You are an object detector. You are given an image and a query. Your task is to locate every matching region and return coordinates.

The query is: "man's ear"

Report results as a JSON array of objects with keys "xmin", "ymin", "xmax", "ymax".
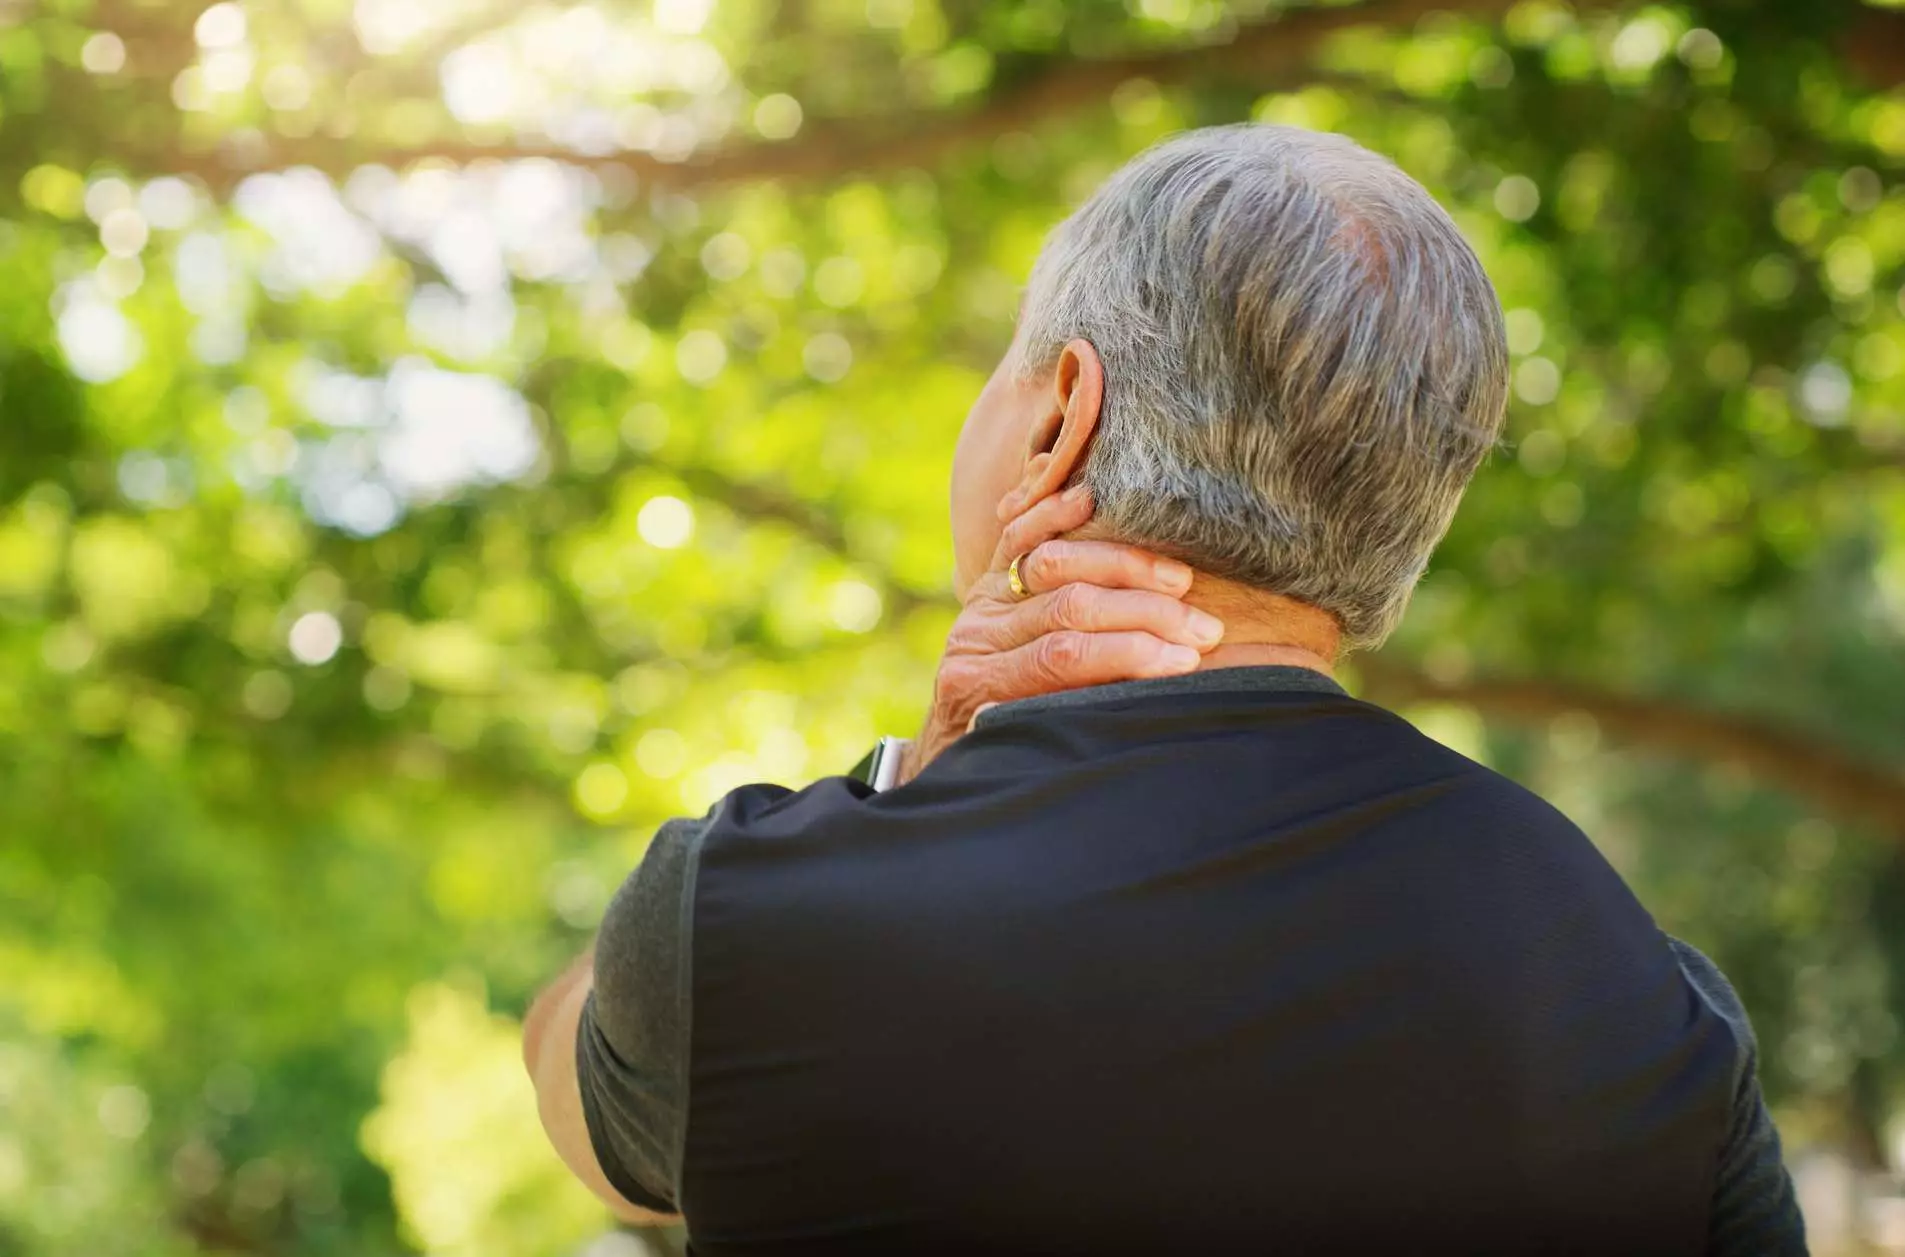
[{"xmin": 998, "ymin": 339, "xmax": 1104, "ymax": 521}]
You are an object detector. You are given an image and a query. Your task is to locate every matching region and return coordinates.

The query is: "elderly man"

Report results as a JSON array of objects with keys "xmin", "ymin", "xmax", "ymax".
[{"xmin": 524, "ymin": 124, "xmax": 1805, "ymax": 1255}]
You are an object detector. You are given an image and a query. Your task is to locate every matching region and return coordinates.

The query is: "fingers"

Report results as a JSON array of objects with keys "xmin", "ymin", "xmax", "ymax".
[
  {"xmin": 969, "ymin": 537, "xmax": 1196, "ymax": 611},
  {"xmin": 940, "ymin": 631, "xmax": 1203, "ymax": 715},
  {"xmin": 989, "ymin": 485, "xmax": 1094, "ymax": 574},
  {"xmin": 1016, "ymin": 538, "xmax": 1193, "ymax": 598},
  {"xmin": 962, "ymin": 584, "xmax": 1221, "ymax": 654},
  {"xmin": 985, "ymin": 486, "xmax": 1196, "ymax": 603}
]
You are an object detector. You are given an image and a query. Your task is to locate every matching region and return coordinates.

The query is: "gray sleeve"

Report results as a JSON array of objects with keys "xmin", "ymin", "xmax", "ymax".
[
  {"xmin": 575, "ymin": 815, "xmax": 709, "ymax": 1213},
  {"xmin": 1668, "ymin": 937, "xmax": 1808, "ymax": 1257}
]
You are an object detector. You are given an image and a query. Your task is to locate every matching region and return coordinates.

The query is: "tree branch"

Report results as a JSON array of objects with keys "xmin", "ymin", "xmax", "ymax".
[
  {"xmin": 148, "ymin": 0, "xmax": 1518, "ymax": 194},
  {"xmin": 1840, "ymin": 7, "xmax": 1905, "ymax": 91},
  {"xmin": 83, "ymin": 0, "xmax": 1905, "ymax": 200},
  {"xmin": 672, "ymin": 466, "xmax": 850, "ymax": 557},
  {"xmin": 667, "ymin": 466, "xmax": 941, "ymax": 617},
  {"xmin": 1357, "ymin": 658, "xmax": 1905, "ymax": 836}
]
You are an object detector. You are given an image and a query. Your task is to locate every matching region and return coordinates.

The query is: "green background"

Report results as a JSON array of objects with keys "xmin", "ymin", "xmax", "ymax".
[{"xmin": 3, "ymin": 0, "xmax": 1904, "ymax": 1252}]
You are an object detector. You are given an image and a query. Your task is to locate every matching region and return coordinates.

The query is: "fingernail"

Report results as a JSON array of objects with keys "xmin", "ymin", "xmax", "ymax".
[
  {"xmin": 1160, "ymin": 645, "xmax": 1202, "ymax": 672},
  {"xmin": 1188, "ymin": 611, "xmax": 1224, "ymax": 647},
  {"xmin": 1156, "ymin": 561, "xmax": 1192, "ymax": 593},
  {"xmin": 1063, "ymin": 484, "xmax": 1090, "ymax": 505}
]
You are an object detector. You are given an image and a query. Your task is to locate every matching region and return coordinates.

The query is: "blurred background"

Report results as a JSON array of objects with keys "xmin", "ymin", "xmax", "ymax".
[{"xmin": 2, "ymin": 0, "xmax": 1904, "ymax": 1252}]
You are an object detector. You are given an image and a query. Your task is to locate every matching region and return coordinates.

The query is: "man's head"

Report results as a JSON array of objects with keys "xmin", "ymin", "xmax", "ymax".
[{"xmin": 950, "ymin": 123, "xmax": 1510, "ymax": 651}]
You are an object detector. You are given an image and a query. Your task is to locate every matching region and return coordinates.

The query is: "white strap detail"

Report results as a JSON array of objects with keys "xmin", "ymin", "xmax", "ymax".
[{"xmin": 870, "ymin": 736, "xmax": 910, "ymax": 793}]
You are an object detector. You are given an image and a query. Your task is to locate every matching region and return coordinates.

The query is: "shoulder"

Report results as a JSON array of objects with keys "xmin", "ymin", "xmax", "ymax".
[
  {"xmin": 1664, "ymin": 936, "xmax": 1759, "ymax": 1087},
  {"xmin": 682, "ymin": 776, "xmax": 889, "ymax": 890},
  {"xmin": 1667, "ymin": 938, "xmax": 1754, "ymax": 1037},
  {"xmin": 699, "ymin": 776, "xmax": 877, "ymax": 840},
  {"xmin": 1361, "ymin": 716, "xmax": 1628, "ymax": 868},
  {"xmin": 595, "ymin": 777, "xmax": 881, "ymax": 1019}
]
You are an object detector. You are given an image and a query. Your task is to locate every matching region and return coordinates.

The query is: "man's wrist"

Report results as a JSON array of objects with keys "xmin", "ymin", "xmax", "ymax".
[
  {"xmin": 897, "ymin": 726, "xmax": 946, "ymax": 787},
  {"xmin": 893, "ymin": 735, "xmax": 926, "ymax": 788}
]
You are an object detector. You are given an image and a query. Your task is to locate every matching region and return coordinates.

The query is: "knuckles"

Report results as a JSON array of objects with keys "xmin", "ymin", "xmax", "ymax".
[
  {"xmin": 942, "ymin": 620, "xmax": 989, "ymax": 653},
  {"xmin": 998, "ymin": 517, "xmax": 1037, "ymax": 563},
  {"xmin": 1031, "ymin": 630, "xmax": 1088, "ymax": 680},
  {"xmin": 1045, "ymin": 582, "xmax": 1092, "ymax": 631},
  {"xmin": 1023, "ymin": 539, "xmax": 1064, "ymax": 585}
]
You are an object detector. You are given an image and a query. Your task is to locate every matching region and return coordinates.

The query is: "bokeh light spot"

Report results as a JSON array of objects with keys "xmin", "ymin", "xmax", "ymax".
[
  {"xmin": 701, "ymin": 232, "xmax": 752, "ymax": 281},
  {"xmin": 81, "ymin": 32, "xmax": 126, "ymax": 74},
  {"xmin": 288, "ymin": 611, "xmax": 343, "ymax": 664},
  {"xmin": 1504, "ymin": 308, "xmax": 1545, "ymax": 356},
  {"xmin": 803, "ymin": 332, "xmax": 853, "ymax": 382},
  {"xmin": 637, "ymin": 496, "xmax": 694, "ymax": 549},
  {"xmin": 753, "ymin": 93, "xmax": 803, "ymax": 140},
  {"xmin": 57, "ymin": 296, "xmax": 142, "ymax": 384},
  {"xmin": 100, "ymin": 207, "xmax": 148, "ymax": 257},
  {"xmin": 1513, "ymin": 357, "xmax": 1561, "ymax": 406},
  {"xmin": 1494, "ymin": 175, "xmax": 1540, "ymax": 223},
  {"xmin": 98, "ymin": 1085, "xmax": 151, "ymax": 1140},
  {"xmin": 1676, "ymin": 27, "xmax": 1724, "ymax": 70},
  {"xmin": 675, "ymin": 329, "xmax": 727, "ymax": 384},
  {"xmin": 829, "ymin": 580, "xmax": 883, "ymax": 632},
  {"xmin": 814, "ymin": 257, "xmax": 866, "ymax": 307},
  {"xmin": 84, "ymin": 177, "xmax": 134, "ymax": 225},
  {"xmin": 573, "ymin": 762, "xmax": 629, "ymax": 819},
  {"xmin": 194, "ymin": 3, "xmax": 247, "ymax": 48},
  {"xmin": 655, "ymin": 0, "xmax": 714, "ymax": 35},
  {"xmin": 636, "ymin": 728, "xmax": 688, "ymax": 778},
  {"xmin": 242, "ymin": 670, "xmax": 294, "ymax": 719}
]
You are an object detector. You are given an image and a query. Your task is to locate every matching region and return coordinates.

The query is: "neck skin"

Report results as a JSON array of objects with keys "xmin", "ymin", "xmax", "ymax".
[{"xmin": 1180, "ymin": 572, "xmax": 1342, "ymax": 677}]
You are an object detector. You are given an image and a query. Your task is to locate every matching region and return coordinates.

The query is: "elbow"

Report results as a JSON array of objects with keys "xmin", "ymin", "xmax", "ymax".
[{"xmin": 523, "ymin": 953, "xmax": 592, "ymax": 1074}]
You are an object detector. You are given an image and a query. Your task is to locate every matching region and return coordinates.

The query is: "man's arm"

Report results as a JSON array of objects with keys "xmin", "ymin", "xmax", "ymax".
[
  {"xmin": 1669, "ymin": 938, "xmax": 1806, "ymax": 1256},
  {"xmin": 523, "ymin": 949, "xmax": 682, "ymax": 1226},
  {"xmin": 1709, "ymin": 1066, "xmax": 1805, "ymax": 1257}
]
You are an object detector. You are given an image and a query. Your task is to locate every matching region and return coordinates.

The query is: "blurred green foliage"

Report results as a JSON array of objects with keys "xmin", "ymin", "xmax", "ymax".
[{"xmin": 2, "ymin": 0, "xmax": 1905, "ymax": 1251}]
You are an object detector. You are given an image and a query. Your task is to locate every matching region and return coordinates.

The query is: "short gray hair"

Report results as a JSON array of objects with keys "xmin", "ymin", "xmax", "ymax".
[{"xmin": 1013, "ymin": 123, "xmax": 1509, "ymax": 651}]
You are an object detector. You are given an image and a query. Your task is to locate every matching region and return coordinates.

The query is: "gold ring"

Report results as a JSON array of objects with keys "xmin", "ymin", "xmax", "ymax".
[{"xmin": 1007, "ymin": 552, "xmax": 1032, "ymax": 599}]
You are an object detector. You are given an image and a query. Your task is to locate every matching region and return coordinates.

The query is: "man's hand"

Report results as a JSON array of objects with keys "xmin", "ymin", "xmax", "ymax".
[{"xmin": 902, "ymin": 485, "xmax": 1221, "ymax": 782}]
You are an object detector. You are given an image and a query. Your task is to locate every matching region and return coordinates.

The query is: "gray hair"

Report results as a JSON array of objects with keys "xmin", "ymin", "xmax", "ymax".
[{"xmin": 1012, "ymin": 123, "xmax": 1509, "ymax": 651}]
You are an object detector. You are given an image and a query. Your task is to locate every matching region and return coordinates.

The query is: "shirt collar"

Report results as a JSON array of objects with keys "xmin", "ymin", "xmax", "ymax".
[{"xmin": 972, "ymin": 665, "xmax": 1347, "ymax": 729}]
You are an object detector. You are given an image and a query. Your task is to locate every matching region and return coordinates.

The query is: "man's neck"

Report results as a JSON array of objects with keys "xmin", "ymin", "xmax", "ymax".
[{"xmin": 1181, "ymin": 573, "xmax": 1341, "ymax": 678}]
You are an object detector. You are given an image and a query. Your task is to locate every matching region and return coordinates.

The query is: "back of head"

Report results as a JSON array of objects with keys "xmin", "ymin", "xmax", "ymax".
[{"xmin": 1013, "ymin": 123, "xmax": 1510, "ymax": 651}]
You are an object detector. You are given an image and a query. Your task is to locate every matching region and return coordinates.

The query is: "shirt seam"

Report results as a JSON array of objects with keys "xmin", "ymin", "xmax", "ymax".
[
  {"xmin": 669, "ymin": 815, "xmax": 710, "ymax": 1208},
  {"xmin": 1667, "ymin": 936, "xmax": 1752, "ymax": 1095},
  {"xmin": 1665, "ymin": 933, "xmax": 1757, "ymax": 1248}
]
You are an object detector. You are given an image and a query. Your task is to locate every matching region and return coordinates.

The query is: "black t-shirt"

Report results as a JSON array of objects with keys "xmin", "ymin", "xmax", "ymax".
[{"xmin": 576, "ymin": 667, "xmax": 1805, "ymax": 1255}]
